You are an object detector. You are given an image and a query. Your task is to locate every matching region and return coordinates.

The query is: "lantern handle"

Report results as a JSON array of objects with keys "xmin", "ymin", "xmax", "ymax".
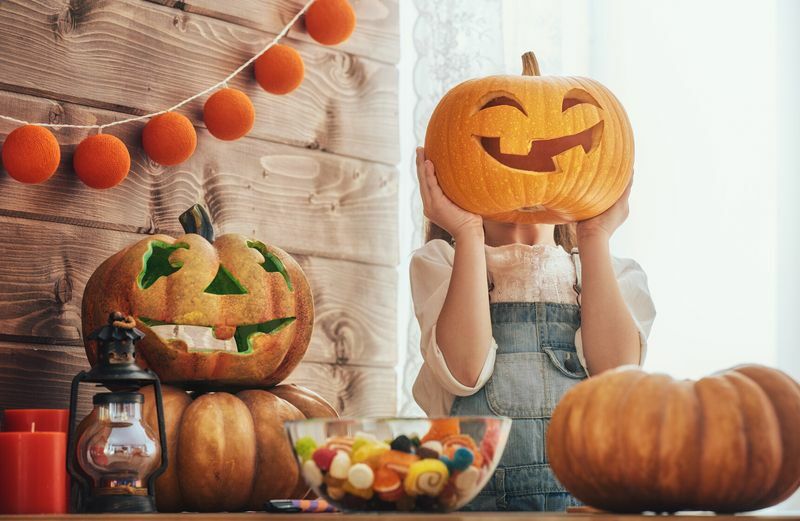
[
  {"xmin": 67, "ymin": 371, "xmax": 91, "ymax": 512},
  {"xmin": 179, "ymin": 204, "xmax": 215, "ymax": 242},
  {"xmin": 147, "ymin": 377, "xmax": 169, "ymax": 496},
  {"xmin": 521, "ymin": 51, "xmax": 541, "ymax": 76}
]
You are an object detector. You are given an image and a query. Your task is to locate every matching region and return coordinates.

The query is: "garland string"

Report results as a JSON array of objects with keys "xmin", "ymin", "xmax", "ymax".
[{"xmin": 0, "ymin": 0, "xmax": 316, "ymax": 132}]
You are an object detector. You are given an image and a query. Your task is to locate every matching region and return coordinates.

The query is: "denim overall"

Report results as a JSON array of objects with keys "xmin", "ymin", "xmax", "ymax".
[{"xmin": 451, "ymin": 251, "xmax": 587, "ymax": 511}]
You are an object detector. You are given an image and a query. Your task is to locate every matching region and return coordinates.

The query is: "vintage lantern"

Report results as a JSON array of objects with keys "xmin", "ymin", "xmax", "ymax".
[{"xmin": 67, "ymin": 312, "xmax": 167, "ymax": 513}]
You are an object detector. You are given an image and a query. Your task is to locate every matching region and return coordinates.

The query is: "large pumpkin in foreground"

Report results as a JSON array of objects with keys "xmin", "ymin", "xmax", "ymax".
[
  {"xmin": 82, "ymin": 205, "xmax": 313, "ymax": 388},
  {"xmin": 425, "ymin": 51, "xmax": 633, "ymax": 223},
  {"xmin": 547, "ymin": 365, "xmax": 800, "ymax": 513},
  {"xmin": 140, "ymin": 384, "xmax": 337, "ymax": 512}
]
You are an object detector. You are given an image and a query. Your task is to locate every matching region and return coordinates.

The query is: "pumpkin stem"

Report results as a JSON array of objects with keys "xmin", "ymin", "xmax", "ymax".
[
  {"xmin": 179, "ymin": 204, "xmax": 215, "ymax": 242},
  {"xmin": 521, "ymin": 51, "xmax": 541, "ymax": 76}
]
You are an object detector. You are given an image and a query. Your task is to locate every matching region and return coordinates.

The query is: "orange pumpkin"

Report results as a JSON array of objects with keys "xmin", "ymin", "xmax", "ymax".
[
  {"xmin": 547, "ymin": 365, "xmax": 800, "ymax": 513},
  {"xmin": 82, "ymin": 205, "xmax": 313, "ymax": 388},
  {"xmin": 78, "ymin": 384, "xmax": 336, "ymax": 512},
  {"xmin": 425, "ymin": 51, "xmax": 633, "ymax": 224}
]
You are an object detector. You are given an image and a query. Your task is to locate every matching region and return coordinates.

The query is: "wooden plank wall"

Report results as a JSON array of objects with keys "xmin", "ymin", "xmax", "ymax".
[{"xmin": 0, "ymin": 0, "xmax": 399, "ymax": 419}]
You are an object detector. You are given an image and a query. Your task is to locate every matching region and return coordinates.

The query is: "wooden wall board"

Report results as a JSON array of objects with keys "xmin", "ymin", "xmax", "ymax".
[
  {"xmin": 0, "ymin": 90, "xmax": 399, "ymax": 267},
  {"xmin": 0, "ymin": 342, "xmax": 397, "ymax": 420},
  {"xmin": 147, "ymin": 0, "xmax": 400, "ymax": 65},
  {"xmin": 0, "ymin": 0, "xmax": 400, "ymax": 165},
  {"xmin": 0, "ymin": 215, "xmax": 397, "ymax": 368}
]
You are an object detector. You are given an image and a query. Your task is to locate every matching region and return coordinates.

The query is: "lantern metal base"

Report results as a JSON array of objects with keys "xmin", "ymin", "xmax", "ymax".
[{"xmin": 83, "ymin": 494, "xmax": 156, "ymax": 513}]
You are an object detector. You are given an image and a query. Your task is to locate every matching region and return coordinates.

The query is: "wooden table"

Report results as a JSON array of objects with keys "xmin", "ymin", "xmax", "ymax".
[{"xmin": 1, "ymin": 514, "xmax": 799, "ymax": 520}]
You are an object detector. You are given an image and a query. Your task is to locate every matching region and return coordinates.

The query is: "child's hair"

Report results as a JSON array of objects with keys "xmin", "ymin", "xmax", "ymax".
[{"xmin": 425, "ymin": 221, "xmax": 577, "ymax": 252}]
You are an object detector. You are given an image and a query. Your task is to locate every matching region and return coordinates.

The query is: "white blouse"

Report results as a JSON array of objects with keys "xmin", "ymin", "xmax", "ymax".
[{"xmin": 410, "ymin": 239, "xmax": 656, "ymax": 417}]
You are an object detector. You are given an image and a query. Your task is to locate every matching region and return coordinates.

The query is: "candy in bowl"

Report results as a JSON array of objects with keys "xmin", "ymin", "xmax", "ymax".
[{"xmin": 285, "ymin": 416, "xmax": 511, "ymax": 512}]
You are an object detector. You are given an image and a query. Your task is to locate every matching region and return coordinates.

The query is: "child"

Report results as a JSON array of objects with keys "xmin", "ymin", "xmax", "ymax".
[{"xmin": 410, "ymin": 147, "xmax": 656, "ymax": 511}]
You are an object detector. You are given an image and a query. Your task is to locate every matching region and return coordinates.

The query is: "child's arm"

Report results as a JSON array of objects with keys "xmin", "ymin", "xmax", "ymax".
[
  {"xmin": 576, "ymin": 180, "xmax": 642, "ymax": 375},
  {"xmin": 416, "ymin": 148, "xmax": 493, "ymax": 387}
]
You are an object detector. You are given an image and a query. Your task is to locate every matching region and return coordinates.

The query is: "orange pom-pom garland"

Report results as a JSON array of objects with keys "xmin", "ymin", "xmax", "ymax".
[
  {"xmin": 203, "ymin": 88, "xmax": 255, "ymax": 141},
  {"xmin": 1, "ymin": 125, "xmax": 61, "ymax": 184},
  {"xmin": 254, "ymin": 44, "xmax": 305, "ymax": 95},
  {"xmin": 73, "ymin": 134, "xmax": 131, "ymax": 189},
  {"xmin": 305, "ymin": 0, "xmax": 356, "ymax": 46},
  {"xmin": 142, "ymin": 112, "xmax": 197, "ymax": 166}
]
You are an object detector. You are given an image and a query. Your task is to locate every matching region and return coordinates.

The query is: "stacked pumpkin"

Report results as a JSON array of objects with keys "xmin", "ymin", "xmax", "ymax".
[
  {"xmin": 547, "ymin": 364, "xmax": 800, "ymax": 513},
  {"xmin": 80, "ymin": 205, "xmax": 337, "ymax": 512}
]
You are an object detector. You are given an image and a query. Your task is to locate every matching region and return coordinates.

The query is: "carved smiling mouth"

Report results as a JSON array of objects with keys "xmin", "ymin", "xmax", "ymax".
[
  {"xmin": 477, "ymin": 120, "xmax": 604, "ymax": 173},
  {"xmin": 139, "ymin": 317, "xmax": 295, "ymax": 354}
]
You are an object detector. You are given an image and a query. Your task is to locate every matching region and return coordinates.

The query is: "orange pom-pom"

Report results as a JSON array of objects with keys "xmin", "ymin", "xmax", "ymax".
[
  {"xmin": 305, "ymin": 0, "xmax": 356, "ymax": 46},
  {"xmin": 1, "ymin": 125, "xmax": 60, "ymax": 184},
  {"xmin": 254, "ymin": 44, "xmax": 305, "ymax": 95},
  {"xmin": 203, "ymin": 88, "xmax": 255, "ymax": 141},
  {"xmin": 142, "ymin": 112, "xmax": 197, "ymax": 166},
  {"xmin": 73, "ymin": 134, "xmax": 130, "ymax": 189}
]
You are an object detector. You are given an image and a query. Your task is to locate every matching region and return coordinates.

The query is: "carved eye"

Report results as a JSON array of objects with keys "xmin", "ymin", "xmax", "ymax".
[
  {"xmin": 562, "ymin": 88, "xmax": 602, "ymax": 111},
  {"xmin": 479, "ymin": 93, "xmax": 527, "ymax": 116}
]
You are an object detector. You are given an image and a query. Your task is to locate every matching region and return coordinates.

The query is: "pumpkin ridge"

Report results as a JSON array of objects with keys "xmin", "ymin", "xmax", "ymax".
[{"xmin": 721, "ymin": 372, "xmax": 782, "ymax": 511}]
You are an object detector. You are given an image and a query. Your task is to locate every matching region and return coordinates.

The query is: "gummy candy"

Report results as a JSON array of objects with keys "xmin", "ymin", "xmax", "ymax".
[
  {"xmin": 440, "ymin": 446, "xmax": 474, "ymax": 473},
  {"xmin": 302, "ymin": 459, "xmax": 323, "ymax": 488},
  {"xmin": 312, "ymin": 447, "xmax": 337, "ymax": 472},
  {"xmin": 421, "ymin": 418, "xmax": 460, "ymax": 443},
  {"xmin": 294, "ymin": 436, "xmax": 317, "ymax": 462},
  {"xmin": 329, "ymin": 450, "xmax": 352, "ymax": 480},
  {"xmin": 347, "ymin": 463, "xmax": 375, "ymax": 489}
]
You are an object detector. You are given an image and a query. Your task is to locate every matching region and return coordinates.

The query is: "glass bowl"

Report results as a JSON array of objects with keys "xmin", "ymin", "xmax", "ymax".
[{"xmin": 285, "ymin": 416, "xmax": 511, "ymax": 513}]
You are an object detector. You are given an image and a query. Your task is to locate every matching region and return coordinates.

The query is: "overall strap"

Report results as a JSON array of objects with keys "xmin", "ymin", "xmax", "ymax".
[{"xmin": 570, "ymin": 247, "xmax": 582, "ymax": 306}]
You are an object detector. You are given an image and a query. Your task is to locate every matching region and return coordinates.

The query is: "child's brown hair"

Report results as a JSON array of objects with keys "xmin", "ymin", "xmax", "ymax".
[{"xmin": 425, "ymin": 221, "xmax": 577, "ymax": 252}]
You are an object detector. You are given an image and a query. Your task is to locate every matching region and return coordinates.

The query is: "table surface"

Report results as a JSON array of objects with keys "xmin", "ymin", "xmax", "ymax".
[{"xmin": 1, "ymin": 514, "xmax": 799, "ymax": 520}]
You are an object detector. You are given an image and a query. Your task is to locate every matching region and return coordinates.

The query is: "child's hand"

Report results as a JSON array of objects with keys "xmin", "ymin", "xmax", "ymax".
[
  {"xmin": 416, "ymin": 147, "xmax": 483, "ymax": 240},
  {"xmin": 577, "ymin": 177, "xmax": 633, "ymax": 242}
]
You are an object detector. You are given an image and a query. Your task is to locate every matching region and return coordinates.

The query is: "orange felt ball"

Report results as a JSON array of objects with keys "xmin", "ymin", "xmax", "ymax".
[
  {"xmin": 142, "ymin": 112, "xmax": 197, "ymax": 166},
  {"xmin": 73, "ymin": 134, "xmax": 131, "ymax": 189},
  {"xmin": 1, "ymin": 125, "xmax": 61, "ymax": 184},
  {"xmin": 203, "ymin": 88, "xmax": 255, "ymax": 141},
  {"xmin": 305, "ymin": 0, "xmax": 356, "ymax": 46},
  {"xmin": 254, "ymin": 44, "xmax": 305, "ymax": 95}
]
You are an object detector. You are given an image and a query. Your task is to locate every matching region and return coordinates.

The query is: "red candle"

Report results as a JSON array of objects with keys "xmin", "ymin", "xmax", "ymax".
[
  {"xmin": 2, "ymin": 409, "xmax": 68, "ymax": 433},
  {"xmin": 0, "ymin": 410, "xmax": 69, "ymax": 514}
]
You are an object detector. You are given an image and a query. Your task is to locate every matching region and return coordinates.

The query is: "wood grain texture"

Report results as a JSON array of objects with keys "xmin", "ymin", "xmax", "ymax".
[
  {"xmin": 147, "ymin": 0, "xmax": 400, "ymax": 65},
  {"xmin": 0, "ymin": 0, "xmax": 399, "ymax": 164},
  {"xmin": 0, "ymin": 215, "xmax": 396, "ymax": 367},
  {"xmin": 286, "ymin": 361, "xmax": 396, "ymax": 417},
  {"xmin": 0, "ymin": 342, "xmax": 397, "ymax": 419},
  {"xmin": 0, "ymin": 90, "xmax": 399, "ymax": 267}
]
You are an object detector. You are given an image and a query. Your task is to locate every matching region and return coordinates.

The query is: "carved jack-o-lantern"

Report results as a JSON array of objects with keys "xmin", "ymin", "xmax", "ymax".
[
  {"xmin": 425, "ymin": 52, "xmax": 634, "ymax": 223},
  {"xmin": 82, "ymin": 206, "xmax": 313, "ymax": 388}
]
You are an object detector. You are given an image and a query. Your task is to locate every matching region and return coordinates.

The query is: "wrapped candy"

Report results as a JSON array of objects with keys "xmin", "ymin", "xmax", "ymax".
[{"xmin": 403, "ymin": 459, "xmax": 450, "ymax": 496}]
